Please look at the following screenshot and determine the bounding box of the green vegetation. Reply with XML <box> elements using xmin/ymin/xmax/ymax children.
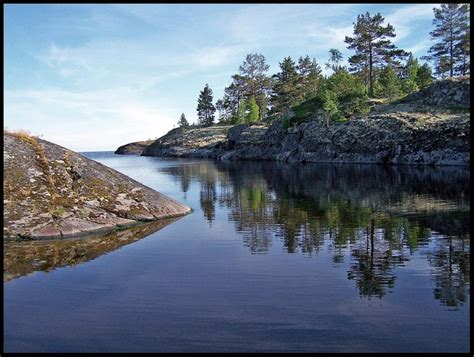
<box><xmin>192</xmin><ymin>5</ymin><xmax>469</xmax><ymax>129</ymax></box>
<box><xmin>246</xmin><ymin>96</ymin><xmax>259</xmax><ymax>124</ymax></box>
<box><xmin>196</xmin><ymin>84</ymin><xmax>216</xmax><ymax>127</ymax></box>
<box><xmin>178</xmin><ymin>113</ymin><xmax>189</xmax><ymax>128</ymax></box>
<box><xmin>423</xmin><ymin>3</ymin><xmax>470</xmax><ymax>77</ymax></box>
<box><xmin>344</xmin><ymin>12</ymin><xmax>408</xmax><ymax>97</ymax></box>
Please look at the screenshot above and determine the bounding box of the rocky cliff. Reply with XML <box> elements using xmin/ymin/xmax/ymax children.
<box><xmin>114</xmin><ymin>139</ymin><xmax>155</xmax><ymax>155</ymax></box>
<box><xmin>137</xmin><ymin>77</ymin><xmax>470</xmax><ymax>166</ymax></box>
<box><xmin>4</xmin><ymin>132</ymin><xmax>191</xmax><ymax>239</ymax></box>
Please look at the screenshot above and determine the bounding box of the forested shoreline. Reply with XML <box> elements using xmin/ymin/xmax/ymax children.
<box><xmin>174</xmin><ymin>4</ymin><xmax>470</xmax><ymax>129</ymax></box>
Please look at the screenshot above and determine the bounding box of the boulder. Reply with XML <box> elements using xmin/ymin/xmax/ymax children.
<box><xmin>4</xmin><ymin>133</ymin><xmax>192</xmax><ymax>239</ymax></box>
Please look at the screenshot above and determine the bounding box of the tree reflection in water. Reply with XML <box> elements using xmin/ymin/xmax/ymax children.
<box><xmin>161</xmin><ymin>160</ymin><xmax>470</xmax><ymax>306</ymax></box>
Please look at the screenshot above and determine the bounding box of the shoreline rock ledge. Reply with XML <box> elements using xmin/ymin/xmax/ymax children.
<box><xmin>4</xmin><ymin>133</ymin><xmax>192</xmax><ymax>240</ymax></box>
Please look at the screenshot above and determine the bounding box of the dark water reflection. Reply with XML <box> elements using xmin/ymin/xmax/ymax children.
<box><xmin>3</xmin><ymin>218</ymin><xmax>179</xmax><ymax>282</ymax></box>
<box><xmin>162</xmin><ymin>161</ymin><xmax>470</xmax><ymax>307</ymax></box>
<box><xmin>4</xmin><ymin>154</ymin><xmax>470</xmax><ymax>352</ymax></box>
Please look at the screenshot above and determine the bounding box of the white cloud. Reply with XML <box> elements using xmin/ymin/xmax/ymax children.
<box><xmin>306</xmin><ymin>24</ymin><xmax>354</xmax><ymax>50</ymax></box>
<box><xmin>385</xmin><ymin>4</ymin><xmax>436</xmax><ymax>41</ymax></box>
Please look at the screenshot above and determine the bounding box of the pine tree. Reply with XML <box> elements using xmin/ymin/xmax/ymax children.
<box><xmin>417</xmin><ymin>63</ymin><xmax>434</xmax><ymax>89</ymax></box>
<box><xmin>344</xmin><ymin>12</ymin><xmax>408</xmax><ymax>97</ymax></box>
<box><xmin>215</xmin><ymin>99</ymin><xmax>224</xmax><ymax>123</ymax></box>
<box><xmin>318</xmin><ymin>69</ymin><xmax>368</xmax><ymax>125</ymax></box>
<box><xmin>305</xmin><ymin>58</ymin><xmax>322</xmax><ymax>100</ymax></box>
<box><xmin>296</xmin><ymin>56</ymin><xmax>322</xmax><ymax>102</ymax></box>
<box><xmin>178</xmin><ymin>113</ymin><xmax>189</xmax><ymax>128</ymax></box>
<box><xmin>246</xmin><ymin>96</ymin><xmax>259</xmax><ymax>124</ymax></box>
<box><xmin>378</xmin><ymin>66</ymin><xmax>401</xmax><ymax>101</ymax></box>
<box><xmin>238</xmin><ymin>53</ymin><xmax>272</xmax><ymax>120</ymax></box>
<box><xmin>271</xmin><ymin>56</ymin><xmax>300</xmax><ymax>115</ymax></box>
<box><xmin>223</xmin><ymin>76</ymin><xmax>246</xmax><ymax>118</ymax></box>
<box><xmin>196</xmin><ymin>84</ymin><xmax>216</xmax><ymax>127</ymax></box>
<box><xmin>425</xmin><ymin>4</ymin><xmax>470</xmax><ymax>77</ymax></box>
<box><xmin>235</xmin><ymin>100</ymin><xmax>247</xmax><ymax>124</ymax></box>
<box><xmin>435</xmin><ymin>56</ymin><xmax>451</xmax><ymax>78</ymax></box>
<box><xmin>325</xmin><ymin>48</ymin><xmax>344</xmax><ymax>73</ymax></box>
<box><xmin>258</xmin><ymin>92</ymin><xmax>268</xmax><ymax>120</ymax></box>
<box><xmin>456</xmin><ymin>8</ymin><xmax>470</xmax><ymax>76</ymax></box>
<box><xmin>401</xmin><ymin>54</ymin><xmax>420</xmax><ymax>95</ymax></box>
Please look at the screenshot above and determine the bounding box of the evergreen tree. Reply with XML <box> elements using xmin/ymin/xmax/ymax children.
<box><xmin>302</xmin><ymin>57</ymin><xmax>322</xmax><ymax>100</ymax></box>
<box><xmin>238</xmin><ymin>53</ymin><xmax>272</xmax><ymax>120</ymax></box>
<box><xmin>271</xmin><ymin>56</ymin><xmax>300</xmax><ymax>115</ymax></box>
<box><xmin>425</xmin><ymin>3</ymin><xmax>470</xmax><ymax>77</ymax></box>
<box><xmin>235</xmin><ymin>100</ymin><xmax>247</xmax><ymax>124</ymax></box>
<box><xmin>325</xmin><ymin>48</ymin><xmax>344</xmax><ymax>73</ymax></box>
<box><xmin>178</xmin><ymin>113</ymin><xmax>189</xmax><ymax>128</ymax></box>
<box><xmin>223</xmin><ymin>75</ymin><xmax>246</xmax><ymax>118</ymax></box>
<box><xmin>321</xmin><ymin>89</ymin><xmax>339</xmax><ymax>126</ymax></box>
<box><xmin>345</xmin><ymin>12</ymin><xmax>408</xmax><ymax>97</ymax></box>
<box><xmin>216</xmin><ymin>99</ymin><xmax>225</xmax><ymax>123</ymax></box>
<box><xmin>416</xmin><ymin>63</ymin><xmax>434</xmax><ymax>89</ymax></box>
<box><xmin>258</xmin><ymin>92</ymin><xmax>268</xmax><ymax>120</ymax></box>
<box><xmin>378</xmin><ymin>66</ymin><xmax>401</xmax><ymax>100</ymax></box>
<box><xmin>456</xmin><ymin>8</ymin><xmax>470</xmax><ymax>76</ymax></box>
<box><xmin>246</xmin><ymin>96</ymin><xmax>259</xmax><ymax>124</ymax></box>
<box><xmin>318</xmin><ymin>69</ymin><xmax>368</xmax><ymax>125</ymax></box>
<box><xmin>401</xmin><ymin>54</ymin><xmax>420</xmax><ymax>95</ymax></box>
<box><xmin>196</xmin><ymin>84</ymin><xmax>216</xmax><ymax>127</ymax></box>
<box><xmin>435</xmin><ymin>56</ymin><xmax>451</xmax><ymax>78</ymax></box>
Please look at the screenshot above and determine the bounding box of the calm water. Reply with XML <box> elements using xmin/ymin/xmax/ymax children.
<box><xmin>4</xmin><ymin>152</ymin><xmax>470</xmax><ymax>352</ymax></box>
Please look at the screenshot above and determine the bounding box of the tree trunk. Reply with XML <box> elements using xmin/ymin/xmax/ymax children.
<box><xmin>369</xmin><ymin>44</ymin><xmax>374</xmax><ymax>97</ymax></box>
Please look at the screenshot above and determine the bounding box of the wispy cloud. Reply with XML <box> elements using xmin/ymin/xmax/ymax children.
<box><xmin>385</xmin><ymin>4</ymin><xmax>436</xmax><ymax>39</ymax></box>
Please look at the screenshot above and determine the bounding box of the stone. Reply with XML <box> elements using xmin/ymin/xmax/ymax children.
<box><xmin>4</xmin><ymin>133</ymin><xmax>191</xmax><ymax>239</ymax></box>
<box><xmin>114</xmin><ymin>139</ymin><xmax>155</xmax><ymax>155</ymax></box>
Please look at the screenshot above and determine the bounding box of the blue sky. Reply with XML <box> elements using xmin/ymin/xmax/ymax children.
<box><xmin>5</xmin><ymin>4</ymin><xmax>440</xmax><ymax>151</ymax></box>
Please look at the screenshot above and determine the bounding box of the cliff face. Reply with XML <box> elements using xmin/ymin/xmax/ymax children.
<box><xmin>4</xmin><ymin>133</ymin><xmax>191</xmax><ymax>239</ymax></box>
<box><xmin>137</xmin><ymin>77</ymin><xmax>470</xmax><ymax>166</ymax></box>
<box><xmin>114</xmin><ymin>139</ymin><xmax>155</xmax><ymax>155</ymax></box>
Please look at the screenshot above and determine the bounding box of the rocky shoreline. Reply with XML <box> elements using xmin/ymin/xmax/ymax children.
<box><xmin>114</xmin><ymin>139</ymin><xmax>155</xmax><ymax>155</ymax></box>
<box><xmin>4</xmin><ymin>133</ymin><xmax>192</xmax><ymax>240</ymax></box>
<box><xmin>120</xmin><ymin>78</ymin><xmax>470</xmax><ymax>166</ymax></box>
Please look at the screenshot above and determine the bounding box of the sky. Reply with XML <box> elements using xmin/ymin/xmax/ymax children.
<box><xmin>4</xmin><ymin>4</ymin><xmax>440</xmax><ymax>152</ymax></box>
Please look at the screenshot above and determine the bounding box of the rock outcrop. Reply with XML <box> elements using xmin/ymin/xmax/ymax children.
<box><xmin>135</xmin><ymin>77</ymin><xmax>470</xmax><ymax>166</ymax></box>
<box><xmin>4</xmin><ymin>133</ymin><xmax>192</xmax><ymax>239</ymax></box>
<box><xmin>114</xmin><ymin>139</ymin><xmax>155</xmax><ymax>155</ymax></box>
<box><xmin>142</xmin><ymin>126</ymin><xmax>231</xmax><ymax>157</ymax></box>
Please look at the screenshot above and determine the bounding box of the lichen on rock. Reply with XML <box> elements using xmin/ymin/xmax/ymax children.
<box><xmin>4</xmin><ymin>133</ymin><xmax>191</xmax><ymax>239</ymax></box>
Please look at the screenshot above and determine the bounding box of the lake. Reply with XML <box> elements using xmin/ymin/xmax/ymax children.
<box><xmin>4</xmin><ymin>152</ymin><xmax>470</xmax><ymax>352</ymax></box>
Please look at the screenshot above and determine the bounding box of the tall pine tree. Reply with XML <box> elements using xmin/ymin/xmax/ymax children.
<box><xmin>196</xmin><ymin>84</ymin><xmax>216</xmax><ymax>127</ymax></box>
<box><xmin>325</xmin><ymin>48</ymin><xmax>345</xmax><ymax>73</ymax></box>
<box><xmin>401</xmin><ymin>54</ymin><xmax>421</xmax><ymax>95</ymax></box>
<box><xmin>271</xmin><ymin>56</ymin><xmax>300</xmax><ymax>115</ymax></box>
<box><xmin>417</xmin><ymin>63</ymin><xmax>434</xmax><ymax>89</ymax></box>
<box><xmin>238</xmin><ymin>53</ymin><xmax>272</xmax><ymax>120</ymax></box>
<box><xmin>178</xmin><ymin>113</ymin><xmax>189</xmax><ymax>128</ymax></box>
<box><xmin>296</xmin><ymin>55</ymin><xmax>322</xmax><ymax>101</ymax></box>
<box><xmin>425</xmin><ymin>3</ymin><xmax>470</xmax><ymax>77</ymax></box>
<box><xmin>344</xmin><ymin>12</ymin><xmax>407</xmax><ymax>97</ymax></box>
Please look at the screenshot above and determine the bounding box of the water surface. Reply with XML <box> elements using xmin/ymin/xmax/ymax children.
<box><xmin>4</xmin><ymin>152</ymin><xmax>470</xmax><ymax>352</ymax></box>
